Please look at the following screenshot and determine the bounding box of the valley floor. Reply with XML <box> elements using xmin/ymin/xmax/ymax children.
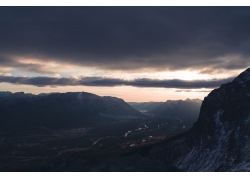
<box><xmin>0</xmin><ymin>115</ymin><xmax>191</xmax><ymax>171</ymax></box>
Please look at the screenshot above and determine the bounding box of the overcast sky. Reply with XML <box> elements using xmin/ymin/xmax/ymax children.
<box><xmin>0</xmin><ymin>7</ymin><xmax>249</xmax><ymax>101</ymax></box>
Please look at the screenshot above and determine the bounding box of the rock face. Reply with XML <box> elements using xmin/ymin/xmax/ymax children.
<box><xmin>91</xmin><ymin>68</ymin><xmax>250</xmax><ymax>172</ymax></box>
<box><xmin>146</xmin><ymin>68</ymin><xmax>250</xmax><ymax>171</ymax></box>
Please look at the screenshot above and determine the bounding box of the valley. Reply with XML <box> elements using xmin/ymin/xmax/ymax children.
<box><xmin>0</xmin><ymin>114</ymin><xmax>192</xmax><ymax>171</ymax></box>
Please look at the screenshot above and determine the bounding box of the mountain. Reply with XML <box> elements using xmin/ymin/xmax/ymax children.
<box><xmin>0</xmin><ymin>91</ymin><xmax>142</xmax><ymax>128</ymax></box>
<box><xmin>129</xmin><ymin>99</ymin><xmax>202</xmax><ymax>114</ymax></box>
<box><xmin>128</xmin><ymin>102</ymin><xmax>164</xmax><ymax>112</ymax></box>
<box><xmin>88</xmin><ymin>68</ymin><xmax>250</xmax><ymax>171</ymax></box>
<box><xmin>129</xmin><ymin>99</ymin><xmax>202</xmax><ymax>129</ymax></box>
<box><xmin>148</xmin><ymin>99</ymin><xmax>201</xmax><ymax>119</ymax></box>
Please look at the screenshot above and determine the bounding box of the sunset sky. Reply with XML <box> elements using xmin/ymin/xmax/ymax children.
<box><xmin>0</xmin><ymin>6</ymin><xmax>250</xmax><ymax>102</ymax></box>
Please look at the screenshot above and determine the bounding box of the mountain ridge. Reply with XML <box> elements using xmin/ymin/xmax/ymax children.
<box><xmin>0</xmin><ymin>91</ymin><xmax>142</xmax><ymax>128</ymax></box>
<box><xmin>129</xmin><ymin>99</ymin><xmax>202</xmax><ymax>129</ymax></box>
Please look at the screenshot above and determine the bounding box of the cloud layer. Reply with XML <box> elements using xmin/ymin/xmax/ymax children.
<box><xmin>0</xmin><ymin>7</ymin><xmax>250</xmax><ymax>73</ymax></box>
<box><xmin>0</xmin><ymin>75</ymin><xmax>235</xmax><ymax>89</ymax></box>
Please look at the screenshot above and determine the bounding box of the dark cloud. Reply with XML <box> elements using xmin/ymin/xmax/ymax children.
<box><xmin>1</xmin><ymin>7</ymin><xmax>250</xmax><ymax>72</ymax></box>
<box><xmin>0</xmin><ymin>75</ymin><xmax>235</xmax><ymax>89</ymax></box>
<box><xmin>0</xmin><ymin>56</ymin><xmax>54</xmax><ymax>73</ymax></box>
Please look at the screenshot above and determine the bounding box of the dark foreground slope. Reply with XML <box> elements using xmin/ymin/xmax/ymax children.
<box><xmin>91</xmin><ymin>68</ymin><xmax>250</xmax><ymax>172</ymax></box>
<box><xmin>0</xmin><ymin>91</ymin><xmax>142</xmax><ymax>128</ymax></box>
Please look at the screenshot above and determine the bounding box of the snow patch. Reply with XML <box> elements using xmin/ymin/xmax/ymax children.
<box><xmin>214</xmin><ymin>110</ymin><xmax>224</xmax><ymax>127</ymax></box>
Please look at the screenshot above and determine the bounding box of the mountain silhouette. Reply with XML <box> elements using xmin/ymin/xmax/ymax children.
<box><xmin>0</xmin><ymin>91</ymin><xmax>142</xmax><ymax>128</ymax></box>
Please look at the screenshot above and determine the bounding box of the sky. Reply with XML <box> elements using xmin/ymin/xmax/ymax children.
<box><xmin>0</xmin><ymin>6</ymin><xmax>250</xmax><ymax>102</ymax></box>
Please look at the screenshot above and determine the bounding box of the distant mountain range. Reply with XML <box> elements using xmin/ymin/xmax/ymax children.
<box><xmin>0</xmin><ymin>91</ymin><xmax>142</xmax><ymax>128</ymax></box>
<box><xmin>0</xmin><ymin>91</ymin><xmax>203</xmax><ymax>130</ymax></box>
<box><xmin>128</xmin><ymin>102</ymin><xmax>164</xmax><ymax>112</ymax></box>
<box><xmin>91</xmin><ymin>67</ymin><xmax>250</xmax><ymax>172</ymax></box>
<box><xmin>129</xmin><ymin>98</ymin><xmax>202</xmax><ymax>128</ymax></box>
<box><xmin>129</xmin><ymin>99</ymin><xmax>202</xmax><ymax>113</ymax></box>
